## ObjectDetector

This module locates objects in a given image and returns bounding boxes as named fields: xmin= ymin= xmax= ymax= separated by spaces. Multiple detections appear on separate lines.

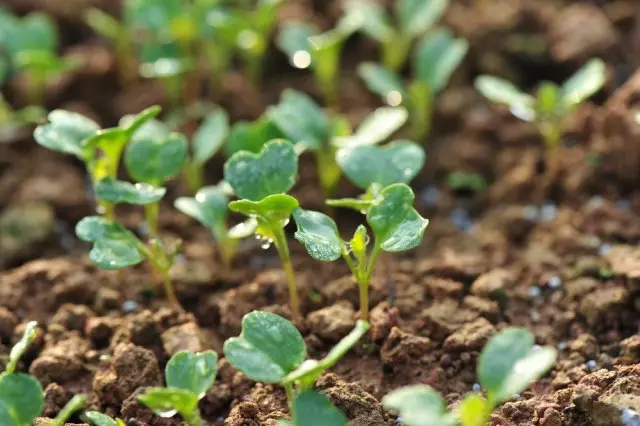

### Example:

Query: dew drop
xmin=156 ymin=409 xmax=178 ymax=418
xmin=472 ymin=383 xmax=481 ymax=392
xmin=385 ymin=91 xmax=403 ymax=106
xmin=261 ymin=241 xmax=272 ymax=250
xmin=292 ymin=50 xmax=311 ymax=69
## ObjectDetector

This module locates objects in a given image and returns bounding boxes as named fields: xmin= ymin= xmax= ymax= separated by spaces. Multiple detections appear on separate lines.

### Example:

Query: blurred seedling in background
xmin=294 ymin=184 xmax=428 ymax=320
xmin=224 ymin=311 xmax=368 ymax=419
xmin=475 ymin=58 xmax=606 ymax=196
xmin=0 ymin=9 xmax=79 ymax=106
xmin=224 ymin=114 xmax=284 ymax=157
xmin=446 ymin=171 xmax=488 ymax=195
xmin=277 ymin=12 xmax=363 ymax=110
xmin=346 ymin=0 xmax=449 ymax=72
xmin=278 ymin=391 xmax=348 ymax=426
xmin=383 ymin=328 xmax=556 ymax=426
xmin=138 ymin=350 xmax=218 ymax=426
xmin=85 ymin=411 xmax=126 ymax=426
xmin=268 ymin=90 xmax=409 ymax=198
xmin=0 ymin=93 xmax=45 ymax=143
xmin=359 ymin=28 xmax=468 ymax=141
xmin=34 ymin=106 xmax=161 ymax=220
xmin=223 ymin=140 xmax=302 ymax=321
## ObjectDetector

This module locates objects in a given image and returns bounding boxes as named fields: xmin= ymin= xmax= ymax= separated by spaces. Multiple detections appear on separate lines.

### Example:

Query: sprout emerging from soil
xmin=346 ymin=0 xmax=450 ymax=72
xmin=358 ymin=28 xmax=468 ymax=141
xmin=223 ymin=140 xmax=302 ymax=321
xmin=138 ymin=350 xmax=218 ymax=426
xmin=224 ymin=310 xmax=368 ymax=424
xmin=85 ymin=411 xmax=126 ymax=426
xmin=293 ymin=184 xmax=428 ymax=320
xmin=383 ymin=328 xmax=557 ymax=426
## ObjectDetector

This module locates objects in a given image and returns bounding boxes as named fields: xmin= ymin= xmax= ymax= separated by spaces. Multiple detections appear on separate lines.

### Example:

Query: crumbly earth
xmin=1 ymin=0 xmax=640 ymax=425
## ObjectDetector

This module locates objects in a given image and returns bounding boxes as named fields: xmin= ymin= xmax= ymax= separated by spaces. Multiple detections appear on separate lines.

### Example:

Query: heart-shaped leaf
xmin=224 ymin=140 xmax=298 ymax=201
xmin=125 ymin=125 xmax=187 ymax=185
xmin=7 ymin=321 xmax=38 ymax=374
xmin=478 ymin=328 xmax=556 ymax=406
xmin=267 ymin=90 xmax=330 ymax=152
xmin=75 ymin=216 xmax=133 ymax=243
xmin=397 ymin=0 xmax=448 ymax=36
xmin=75 ymin=216 xmax=144 ymax=270
xmin=475 ymin=76 xmax=535 ymax=111
xmin=415 ymin=29 xmax=468 ymax=93
xmin=138 ymin=387 xmax=199 ymax=418
xmin=175 ymin=186 xmax=229 ymax=241
xmin=383 ymin=385 xmax=455 ymax=426
xmin=166 ymin=350 xmax=218 ymax=399
xmin=224 ymin=117 xmax=284 ymax=157
xmin=334 ymin=107 xmax=408 ymax=148
xmin=562 ymin=58 xmax=606 ymax=108
xmin=292 ymin=208 xmax=343 ymax=262
xmin=85 ymin=411 xmax=125 ymax=426
xmin=0 ymin=373 xmax=44 ymax=426
xmin=290 ymin=391 xmax=347 ymax=426
xmin=34 ymin=110 xmax=100 ymax=158
xmin=337 ymin=140 xmax=425 ymax=190
xmin=357 ymin=62 xmax=405 ymax=104
xmin=229 ymin=194 xmax=299 ymax=238
xmin=192 ymin=108 xmax=229 ymax=165
xmin=367 ymin=183 xmax=428 ymax=252
xmin=223 ymin=311 xmax=306 ymax=383
xmin=95 ymin=177 xmax=166 ymax=205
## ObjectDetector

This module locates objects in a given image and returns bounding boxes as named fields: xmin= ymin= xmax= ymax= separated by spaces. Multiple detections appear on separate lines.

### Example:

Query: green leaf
xmin=75 ymin=216 xmax=132 ymax=243
xmin=291 ymin=391 xmax=347 ymax=426
xmin=475 ymin=76 xmax=535 ymax=112
xmin=138 ymin=387 xmax=199 ymax=417
xmin=334 ymin=107 xmax=408 ymax=148
xmin=224 ymin=140 xmax=298 ymax=201
xmin=382 ymin=385 xmax=455 ymax=426
xmin=6 ymin=321 xmax=37 ymax=374
xmin=325 ymin=198 xmax=373 ymax=212
xmin=562 ymin=58 xmax=606 ymax=108
xmin=276 ymin=21 xmax=317 ymax=68
xmin=85 ymin=8 xmax=122 ymax=42
xmin=166 ymin=351 xmax=218 ymax=399
xmin=224 ymin=117 xmax=284 ymax=157
xmin=0 ymin=401 xmax=19 ymax=426
xmin=192 ymin=108 xmax=229 ymax=165
xmin=52 ymin=394 xmax=87 ymax=426
xmin=83 ymin=128 xmax=130 ymax=181
xmin=33 ymin=110 xmax=100 ymax=158
xmin=175 ymin=186 xmax=229 ymax=241
xmin=458 ymin=394 xmax=490 ymax=426
xmin=125 ymin=127 xmax=187 ymax=185
xmin=228 ymin=194 xmax=299 ymax=236
xmin=75 ymin=216 xmax=144 ymax=270
xmin=536 ymin=82 xmax=562 ymax=117
xmin=223 ymin=311 xmax=306 ymax=383
xmin=446 ymin=172 xmax=488 ymax=193
xmin=292 ymin=208 xmax=343 ymax=262
xmin=337 ymin=140 xmax=425 ymax=190
xmin=367 ymin=184 xmax=428 ymax=252
xmin=478 ymin=328 xmax=557 ymax=407
xmin=120 ymin=105 xmax=162 ymax=135
xmin=349 ymin=225 xmax=369 ymax=266
xmin=95 ymin=177 xmax=166 ymax=205
xmin=415 ymin=29 xmax=468 ymax=93
xmin=397 ymin=0 xmax=448 ymax=36
xmin=85 ymin=411 xmax=118 ymax=426
xmin=357 ymin=62 xmax=405 ymax=103
xmin=0 ymin=373 xmax=44 ymax=426
xmin=346 ymin=0 xmax=393 ymax=43
xmin=267 ymin=90 xmax=330 ymax=152
xmin=228 ymin=218 xmax=259 ymax=239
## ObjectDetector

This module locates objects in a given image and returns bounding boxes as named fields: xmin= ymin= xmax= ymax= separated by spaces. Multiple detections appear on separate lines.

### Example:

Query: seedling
xmin=85 ymin=411 xmax=126 ymax=426
xmin=175 ymin=184 xmax=257 ymax=270
xmin=277 ymin=14 xmax=363 ymax=109
xmin=359 ymin=28 xmax=468 ymax=140
xmin=224 ymin=311 xmax=369 ymax=409
xmin=46 ymin=394 xmax=88 ymax=426
xmin=139 ymin=350 xmax=218 ymax=426
xmin=293 ymin=184 xmax=428 ymax=320
xmin=278 ymin=391 xmax=347 ymax=426
xmin=475 ymin=59 xmax=606 ymax=184
xmin=346 ymin=0 xmax=449 ymax=71
xmin=447 ymin=171 xmax=488 ymax=194
xmin=383 ymin=328 xmax=557 ymax=426
xmin=268 ymin=90 xmax=409 ymax=197
xmin=223 ymin=140 xmax=302 ymax=321
xmin=0 ymin=94 xmax=45 ymax=143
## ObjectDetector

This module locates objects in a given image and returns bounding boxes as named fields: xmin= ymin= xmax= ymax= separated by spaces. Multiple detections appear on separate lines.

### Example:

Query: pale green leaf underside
xmin=383 ymin=385 xmax=455 ymax=426
xmin=166 ymin=350 xmax=218 ymax=399
xmin=95 ymin=177 xmax=166 ymax=205
xmin=292 ymin=208 xmax=343 ymax=262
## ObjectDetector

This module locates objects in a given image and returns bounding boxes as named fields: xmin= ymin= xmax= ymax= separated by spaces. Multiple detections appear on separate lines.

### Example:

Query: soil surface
xmin=2 ymin=0 xmax=640 ymax=425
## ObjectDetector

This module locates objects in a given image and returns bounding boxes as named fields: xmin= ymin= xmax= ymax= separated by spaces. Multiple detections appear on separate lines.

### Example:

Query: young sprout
xmin=277 ymin=13 xmax=363 ymax=110
xmin=268 ymin=90 xmax=409 ymax=197
xmin=346 ymin=0 xmax=449 ymax=71
xmin=224 ymin=311 xmax=369 ymax=411
xmin=175 ymin=184 xmax=257 ymax=270
xmin=223 ymin=140 xmax=302 ymax=321
xmin=278 ymin=391 xmax=347 ymax=426
xmin=475 ymin=59 xmax=606 ymax=194
xmin=383 ymin=328 xmax=557 ymax=426
xmin=139 ymin=350 xmax=218 ymax=426
xmin=446 ymin=171 xmax=488 ymax=194
xmin=47 ymin=394 xmax=88 ymax=426
xmin=294 ymin=184 xmax=428 ymax=320
xmin=85 ymin=411 xmax=126 ymax=426
xmin=0 ymin=93 xmax=45 ymax=143
xmin=359 ymin=28 xmax=468 ymax=140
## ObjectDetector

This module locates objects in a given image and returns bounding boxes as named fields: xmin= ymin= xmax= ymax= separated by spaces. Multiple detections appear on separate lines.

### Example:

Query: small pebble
xmin=122 ymin=300 xmax=138 ymax=313
xmin=547 ymin=276 xmax=562 ymax=290
xmin=599 ymin=243 xmax=613 ymax=257
xmin=528 ymin=286 xmax=542 ymax=298
xmin=472 ymin=383 xmax=481 ymax=392
xmin=540 ymin=202 xmax=558 ymax=222
xmin=420 ymin=184 xmax=440 ymax=207
xmin=586 ymin=360 xmax=597 ymax=371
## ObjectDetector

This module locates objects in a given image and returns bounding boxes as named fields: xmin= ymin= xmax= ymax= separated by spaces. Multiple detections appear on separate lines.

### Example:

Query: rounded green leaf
xmin=0 ymin=401 xmax=19 ymax=426
xmin=292 ymin=208 xmax=343 ymax=262
xmin=415 ymin=29 xmax=468 ymax=93
xmin=224 ymin=140 xmax=298 ymax=201
xmin=75 ymin=216 xmax=135 ymax=243
xmin=223 ymin=311 xmax=306 ymax=383
xmin=228 ymin=194 xmax=299 ymax=229
xmin=7 ymin=321 xmax=38 ymax=374
xmin=95 ymin=177 xmax=166 ymax=205
xmin=175 ymin=186 xmax=228 ymax=239
xmin=357 ymin=62 xmax=405 ymax=103
xmin=125 ymin=129 xmax=187 ymax=185
xmin=291 ymin=391 xmax=347 ymax=426
xmin=478 ymin=328 xmax=557 ymax=406
xmin=562 ymin=58 xmax=606 ymax=108
xmin=138 ymin=387 xmax=198 ymax=417
xmin=346 ymin=0 xmax=393 ymax=43
xmin=89 ymin=238 xmax=144 ymax=270
xmin=224 ymin=118 xmax=284 ymax=157
xmin=337 ymin=140 xmax=425 ymax=190
xmin=475 ymin=76 xmax=535 ymax=111
xmin=192 ymin=108 xmax=229 ymax=165
xmin=367 ymin=184 xmax=429 ymax=252
xmin=334 ymin=107 xmax=408 ymax=148
xmin=382 ymin=385 xmax=455 ymax=426
xmin=85 ymin=411 xmax=118 ymax=426
xmin=33 ymin=110 xmax=100 ymax=158
xmin=0 ymin=373 xmax=44 ymax=426
xmin=166 ymin=351 xmax=218 ymax=399
xmin=397 ymin=0 xmax=448 ymax=36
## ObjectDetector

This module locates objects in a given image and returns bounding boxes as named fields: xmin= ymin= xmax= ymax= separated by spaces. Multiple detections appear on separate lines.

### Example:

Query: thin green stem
xmin=144 ymin=202 xmax=160 ymax=238
xmin=184 ymin=162 xmax=204 ymax=195
xmin=272 ymin=226 xmax=301 ymax=323
xmin=358 ymin=243 xmax=382 ymax=321
xmin=182 ymin=408 xmax=202 ymax=426
xmin=52 ymin=395 xmax=87 ymax=426
xmin=137 ymin=242 xmax=183 ymax=311
xmin=382 ymin=34 xmax=411 ymax=72
xmin=26 ymin=70 xmax=46 ymax=106
xmin=284 ymin=382 xmax=295 ymax=410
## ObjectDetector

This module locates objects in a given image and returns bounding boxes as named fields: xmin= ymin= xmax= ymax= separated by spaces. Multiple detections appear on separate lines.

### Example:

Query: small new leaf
xmin=334 ymin=107 xmax=408 ymax=148
xmin=138 ymin=387 xmax=199 ymax=417
xmin=474 ymin=76 xmax=535 ymax=112
xmin=397 ymin=0 xmax=448 ymax=36
xmin=85 ymin=411 xmax=126 ymax=426
xmin=166 ymin=350 xmax=218 ymax=399
xmin=125 ymin=126 xmax=188 ymax=185
xmin=34 ymin=110 xmax=99 ymax=158
xmin=229 ymin=195 xmax=299 ymax=232
xmin=192 ymin=108 xmax=229 ymax=165
xmin=6 ymin=321 xmax=37 ymax=374
xmin=223 ymin=311 xmax=306 ymax=383
xmin=357 ymin=63 xmax=405 ymax=103
xmin=75 ymin=216 xmax=144 ymax=270
xmin=383 ymin=385 xmax=455 ymax=426
xmin=292 ymin=208 xmax=343 ymax=262
xmin=562 ymin=58 xmax=606 ymax=108
xmin=95 ymin=177 xmax=166 ymax=205
xmin=174 ymin=186 xmax=229 ymax=241
xmin=224 ymin=117 xmax=283 ymax=157
xmin=415 ymin=28 xmax=468 ymax=93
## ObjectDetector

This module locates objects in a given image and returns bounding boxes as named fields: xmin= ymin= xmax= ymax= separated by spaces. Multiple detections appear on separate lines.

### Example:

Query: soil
xmin=1 ymin=0 xmax=640 ymax=425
